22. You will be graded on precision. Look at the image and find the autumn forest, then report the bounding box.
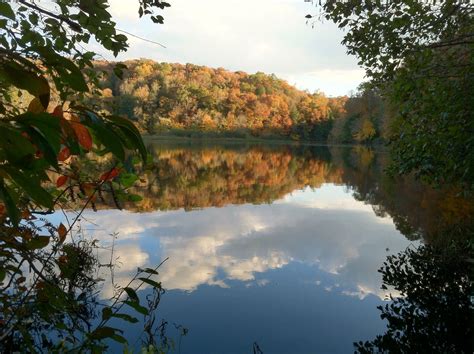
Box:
[86,60,385,144]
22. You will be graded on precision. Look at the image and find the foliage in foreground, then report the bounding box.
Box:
[0,0,182,351]
[308,0,474,189]
[355,239,473,353]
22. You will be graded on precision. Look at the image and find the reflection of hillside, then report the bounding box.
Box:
[99,142,472,242]
[329,147,474,243]
[129,144,343,211]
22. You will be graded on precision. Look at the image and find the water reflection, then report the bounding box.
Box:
[96,142,472,243]
[68,142,472,353]
[84,185,409,300]
[356,241,473,353]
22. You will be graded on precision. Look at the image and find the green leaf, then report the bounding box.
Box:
[0,124,36,164]
[138,277,161,289]
[128,194,142,202]
[142,267,159,275]
[56,322,67,330]
[86,119,125,161]
[90,326,119,340]
[24,127,59,169]
[0,180,20,225]
[119,173,138,188]
[113,63,127,80]
[32,47,88,92]
[29,13,39,26]
[18,112,62,154]
[0,3,15,20]
[0,59,50,108]
[112,313,139,323]
[123,287,139,302]
[151,15,164,24]
[124,300,148,315]
[106,115,147,162]
[102,307,112,321]
[5,167,54,209]
[27,236,50,250]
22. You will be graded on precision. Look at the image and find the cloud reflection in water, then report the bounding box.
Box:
[78,183,412,300]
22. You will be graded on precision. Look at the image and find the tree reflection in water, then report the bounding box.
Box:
[355,238,473,353]
[133,143,473,353]
[66,142,474,352]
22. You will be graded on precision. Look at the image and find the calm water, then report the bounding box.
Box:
[55,141,472,353]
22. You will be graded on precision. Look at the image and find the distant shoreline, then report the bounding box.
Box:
[142,134,388,150]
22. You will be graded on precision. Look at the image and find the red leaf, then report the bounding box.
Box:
[100,168,120,181]
[57,147,71,161]
[52,105,63,118]
[56,175,68,187]
[58,223,67,244]
[71,122,93,150]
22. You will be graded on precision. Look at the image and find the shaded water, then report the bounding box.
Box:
[56,141,472,353]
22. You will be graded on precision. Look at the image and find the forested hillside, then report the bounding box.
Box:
[86,60,388,143]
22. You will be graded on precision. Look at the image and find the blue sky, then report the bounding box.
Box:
[101,0,365,96]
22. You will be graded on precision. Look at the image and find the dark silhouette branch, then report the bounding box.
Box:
[17,0,83,33]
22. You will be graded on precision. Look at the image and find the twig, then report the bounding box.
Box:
[116,28,167,48]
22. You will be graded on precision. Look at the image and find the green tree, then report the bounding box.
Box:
[308,0,474,188]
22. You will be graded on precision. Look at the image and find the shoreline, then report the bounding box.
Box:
[142,134,389,150]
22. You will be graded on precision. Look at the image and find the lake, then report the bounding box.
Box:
[54,141,472,353]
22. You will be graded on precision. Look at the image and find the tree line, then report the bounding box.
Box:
[84,60,389,144]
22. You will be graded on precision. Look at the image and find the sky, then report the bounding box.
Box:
[101,0,366,96]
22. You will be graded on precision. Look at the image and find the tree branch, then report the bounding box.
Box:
[18,0,83,33]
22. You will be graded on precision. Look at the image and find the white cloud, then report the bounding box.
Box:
[278,185,375,213]
[285,69,366,96]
